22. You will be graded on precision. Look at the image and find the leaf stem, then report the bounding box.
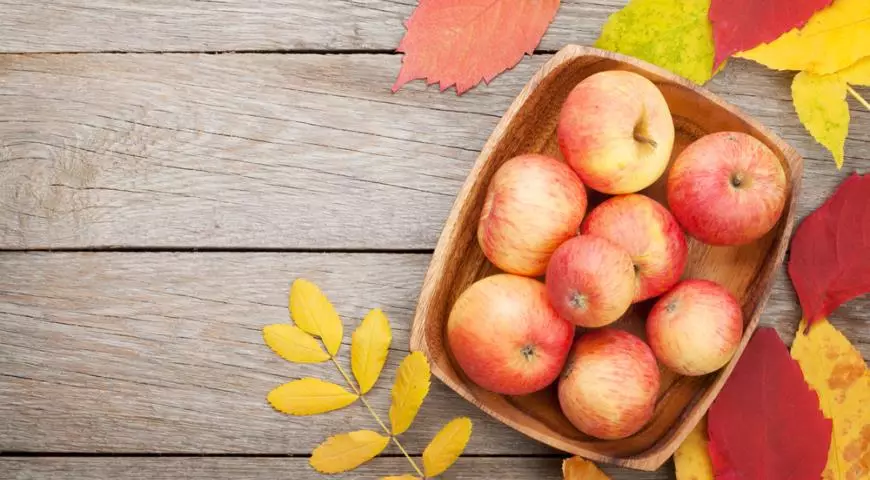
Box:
[329,356,425,478]
[847,85,870,111]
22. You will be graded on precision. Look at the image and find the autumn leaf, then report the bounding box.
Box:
[262,324,330,364]
[791,56,870,167]
[562,456,610,480]
[708,0,832,68]
[309,430,390,474]
[788,173,870,327]
[267,378,358,415]
[423,417,472,477]
[351,308,392,394]
[390,351,431,435]
[289,279,343,356]
[392,0,560,94]
[381,476,420,480]
[737,0,870,75]
[707,328,832,479]
[595,0,718,85]
[791,318,870,480]
[674,417,714,480]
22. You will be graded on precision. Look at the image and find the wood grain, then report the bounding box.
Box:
[0,1,621,53]
[0,456,670,480]
[1,54,867,250]
[0,253,866,455]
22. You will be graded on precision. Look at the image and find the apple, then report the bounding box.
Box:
[557,70,674,194]
[581,194,688,302]
[646,279,743,376]
[558,329,660,440]
[545,235,635,328]
[447,274,575,395]
[667,131,787,245]
[478,154,588,276]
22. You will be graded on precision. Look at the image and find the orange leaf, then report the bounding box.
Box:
[562,456,610,479]
[392,0,560,94]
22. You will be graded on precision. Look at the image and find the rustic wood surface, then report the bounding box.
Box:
[1,1,869,479]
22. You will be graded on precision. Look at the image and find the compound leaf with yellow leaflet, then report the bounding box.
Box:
[310,430,390,474]
[738,0,870,75]
[562,456,610,480]
[595,0,718,85]
[267,378,358,416]
[791,318,870,480]
[289,279,343,356]
[390,351,431,435]
[423,417,472,477]
[262,324,330,364]
[352,308,392,394]
[674,417,714,480]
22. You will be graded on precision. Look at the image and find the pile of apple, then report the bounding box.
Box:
[447,71,788,440]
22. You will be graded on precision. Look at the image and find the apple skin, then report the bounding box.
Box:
[581,194,688,302]
[558,329,661,440]
[667,131,787,246]
[478,154,588,276]
[545,235,635,328]
[447,274,575,395]
[646,279,743,376]
[557,70,674,194]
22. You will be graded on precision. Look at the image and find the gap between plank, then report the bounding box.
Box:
[0,452,566,459]
[0,49,561,56]
[0,247,434,254]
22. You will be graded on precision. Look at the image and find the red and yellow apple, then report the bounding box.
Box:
[667,131,787,245]
[447,274,575,395]
[477,154,588,276]
[581,194,688,302]
[545,235,635,328]
[646,279,743,376]
[557,70,674,194]
[558,329,660,439]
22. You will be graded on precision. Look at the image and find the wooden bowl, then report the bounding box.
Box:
[409,46,802,471]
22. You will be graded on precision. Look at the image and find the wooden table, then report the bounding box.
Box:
[1,2,867,479]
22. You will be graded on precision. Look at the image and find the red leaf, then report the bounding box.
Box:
[392,0,560,94]
[708,0,833,68]
[707,328,832,480]
[788,173,870,328]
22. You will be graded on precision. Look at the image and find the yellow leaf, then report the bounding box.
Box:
[791,318,870,480]
[595,0,719,85]
[309,430,389,474]
[738,0,870,75]
[267,378,358,416]
[422,417,472,477]
[262,324,330,364]
[381,476,420,480]
[674,417,714,480]
[562,456,610,480]
[840,55,870,87]
[289,278,343,356]
[389,351,431,435]
[351,308,392,394]
[792,71,850,168]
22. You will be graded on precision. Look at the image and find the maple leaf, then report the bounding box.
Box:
[708,0,832,68]
[791,56,870,168]
[791,318,870,480]
[707,328,832,480]
[788,173,870,327]
[392,0,560,94]
[595,0,719,85]
[737,0,870,75]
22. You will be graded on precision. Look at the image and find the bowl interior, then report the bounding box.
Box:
[410,47,801,470]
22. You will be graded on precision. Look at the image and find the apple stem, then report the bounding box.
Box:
[633,132,658,148]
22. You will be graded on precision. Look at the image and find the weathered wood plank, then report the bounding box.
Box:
[1,253,867,455]
[0,1,619,53]
[0,456,670,479]
[1,54,867,249]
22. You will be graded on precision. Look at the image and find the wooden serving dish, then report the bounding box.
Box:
[409,46,802,471]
